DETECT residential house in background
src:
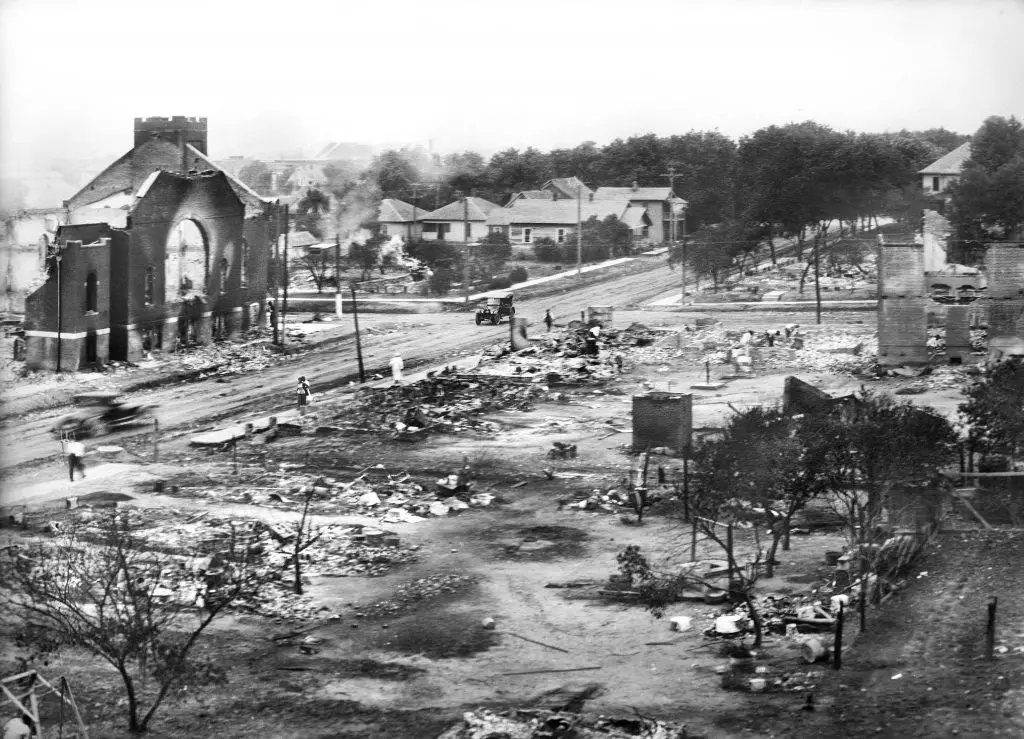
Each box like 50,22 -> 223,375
919,142 -> 971,195
378,198 -> 424,242
418,197 -> 501,243
592,183 -> 683,243
23,117 -> 282,371
485,194 -> 654,246
279,230 -> 322,254
284,163 -> 330,191
506,177 -> 593,206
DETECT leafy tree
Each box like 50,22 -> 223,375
277,166 -> 296,195
959,357 -> 1024,461
236,161 -> 273,195
369,150 -> 421,198
949,116 -> 1024,242
486,147 -> 552,203
532,236 -> 561,263
294,189 -> 331,240
476,230 -> 512,275
350,232 -> 388,281
810,391 -> 958,531
1,510 -> 270,734
564,215 -> 634,261
299,250 -> 333,293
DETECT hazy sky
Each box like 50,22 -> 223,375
2,0 -> 1023,176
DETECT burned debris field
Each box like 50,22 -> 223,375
4,311 -> 1024,739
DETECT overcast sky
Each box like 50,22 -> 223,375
2,0 -> 1022,176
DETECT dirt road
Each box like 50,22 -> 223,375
0,259 -> 684,472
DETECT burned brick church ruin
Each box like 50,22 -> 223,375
24,117 -> 282,371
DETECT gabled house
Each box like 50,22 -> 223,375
506,177 -> 593,206
419,197 -> 501,243
485,195 -> 653,246
919,142 -> 971,194
284,163 -> 329,191
592,183 -> 683,243
23,117 -> 282,371
378,198 -> 423,242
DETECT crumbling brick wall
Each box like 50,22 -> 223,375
877,243 -> 929,365
632,392 -> 692,454
985,244 -> 1024,359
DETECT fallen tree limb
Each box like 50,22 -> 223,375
501,666 -> 601,676
502,632 -> 570,653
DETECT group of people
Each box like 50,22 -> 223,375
737,323 -> 802,349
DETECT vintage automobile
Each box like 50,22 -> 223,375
52,392 -> 157,438
475,293 -> 515,325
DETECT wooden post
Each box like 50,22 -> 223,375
986,597 -> 998,659
682,456 -> 690,521
232,436 -> 238,475
152,417 -> 159,463
62,676 -> 90,739
726,524 -> 735,594
833,601 -> 844,670
690,518 -> 698,562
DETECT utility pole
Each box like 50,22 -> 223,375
282,204 -> 290,345
576,183 -> 583,277
334,234 -> 342,318
55,245 -> 63,372
350,283 -> 365,383
272,207 -> 281,345
661,166 -> 685,302
460,191 -> 470,304
408,184 -> 426,246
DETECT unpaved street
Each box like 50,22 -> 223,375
1,258 -> 683,473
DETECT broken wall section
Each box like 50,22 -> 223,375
877,242 -> 929,366
985,243 -> 1024,360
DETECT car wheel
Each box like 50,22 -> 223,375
491,315 -> 500,326
475,314 -> 482,325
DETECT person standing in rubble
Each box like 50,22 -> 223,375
544,309 -> 554,332
296,376 -> 312,411
65,437 -> 87,482
390,353 -> 404,385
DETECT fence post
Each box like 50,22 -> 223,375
986,597 -> 998,659
690,518 -> 697,562
726,524 -> 735,594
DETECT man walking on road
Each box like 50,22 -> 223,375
66,438 -> 86,482
390,353 -> 405,385
544,309 -> 554,332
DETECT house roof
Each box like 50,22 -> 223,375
279,231 -> 320,249
542,177 -> 592,199
485,197 -> 643,228
919,142 -> 972,175
594,186 -> 675,201
379,198 -> 421,223
420,197 -> 501,222
507,190 -> 551,203
286,163 -> 328,184
313,142 -> 376,161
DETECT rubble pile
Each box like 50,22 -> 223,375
438,709 -> 693,739
152,338 -> 281,378
357,574 -> 478,618
651,325 -> 880,375
331,376 -> 548,437
475,324 -> 661,384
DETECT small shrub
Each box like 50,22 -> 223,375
508,266 -> 528,283
487,276 -> 512,290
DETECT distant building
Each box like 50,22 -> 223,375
592,183 -> 683,243
23,117 -> 282,371
919,142 -> 971,194
486,195 -> 653,246
284,163 -> 329,191
419,197 -> 501,243
378,198 -> 423,242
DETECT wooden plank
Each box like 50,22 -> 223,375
955,492 -> 994,531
